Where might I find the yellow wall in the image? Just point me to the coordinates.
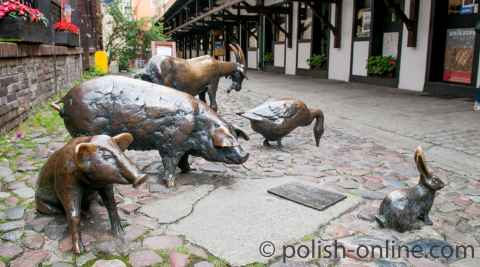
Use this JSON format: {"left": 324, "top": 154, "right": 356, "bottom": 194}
{"left": 132, "top": 0, "right": 155, "bottom": 20}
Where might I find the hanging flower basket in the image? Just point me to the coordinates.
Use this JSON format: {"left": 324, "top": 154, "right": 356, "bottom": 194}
{"left": 54, "top": 21, "right": 79, "bottom": 47}
{"left": 0, "top": 0, "right": 49, "bottom": 43}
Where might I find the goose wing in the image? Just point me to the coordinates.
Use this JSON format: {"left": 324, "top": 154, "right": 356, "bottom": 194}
{"left": 240, "top": 99, "right": 298, "bottom": 124}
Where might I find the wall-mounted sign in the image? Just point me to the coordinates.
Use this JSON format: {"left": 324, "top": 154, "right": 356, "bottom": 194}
{"left": 151, "top": 41, "right": 176, "bottom": 57}
{"left": 213, "top": 41, "right": 225, "bottom": 56}
{"left": 443, "top": 28, "right": 475, "bottom": 84}
{"left": 383, "top": 32, "right": 399, "bottom": 59}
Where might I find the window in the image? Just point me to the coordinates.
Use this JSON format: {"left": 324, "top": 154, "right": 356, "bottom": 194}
{"left": 50, "top": 2, "right": 61, "bottom": 23}
{"left": 274, "top": 13, "right": 287, "bottom": 42}
{"left": 354, "top": 0, "right": 371, "bottom": 38}
{"left": 298, "top": 3, "right": 312, "bottom": 40}
{"left": 448, "top": 0, "right": 479, "bottom": 15}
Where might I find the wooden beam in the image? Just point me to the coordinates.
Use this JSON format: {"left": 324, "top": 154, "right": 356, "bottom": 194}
{"left": 384, "top": 0, "right": 418, "bottom": 47}
{"left": 287, "top": 2, "right": 293, "bottom": 48}
{"left": 334, "top": 0, "right": 342, "bottom": 48}
{"left": 305, "top": 1, "right": 335, "bottom": 32}
{"left": 167, "top": 0, "right": 245, "bottom": 35}
{"left": 239, "top": 1, "right": 290, "bottom": 14}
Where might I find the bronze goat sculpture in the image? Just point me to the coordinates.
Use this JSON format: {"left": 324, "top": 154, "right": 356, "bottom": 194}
{"left": 137, "top": 44, "right": 247, "bottom": 112}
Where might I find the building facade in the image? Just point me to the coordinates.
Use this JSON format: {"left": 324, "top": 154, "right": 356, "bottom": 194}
{"left": 162, "top": 0, "right": 480, "bottom": 98}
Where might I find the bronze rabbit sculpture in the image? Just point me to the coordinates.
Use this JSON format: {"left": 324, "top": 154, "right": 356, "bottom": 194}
{"left": 376, "top": 146, "right": 445, "bottom": 232}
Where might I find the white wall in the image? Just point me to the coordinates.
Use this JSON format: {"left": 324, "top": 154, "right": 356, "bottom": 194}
{"left": 274, "top": 44, "right": 285, "bottom": 67}
{"left": 297, "top": 42, "right": 311, "bottom": 69}
{"left": 328, "top": 1, "right": 353, "bottom": 81}
{"left": 352, "top": 41, "right": 369, "bottom": 76}
{"left": 248, "top": 50, "right": 258, "bottom": 69}
{"left": 285, "top": 2, "right": 299, "bottom": 75}
{"left": 398, "top": 0, "right": 431, "bottom": 91}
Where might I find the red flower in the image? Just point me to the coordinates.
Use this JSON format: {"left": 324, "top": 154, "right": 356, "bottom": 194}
{"left": 0, "top": 0, "right": 47, "bottom": 24}
{"left": 54, "top": 20, "right": 80, "bottom": 34}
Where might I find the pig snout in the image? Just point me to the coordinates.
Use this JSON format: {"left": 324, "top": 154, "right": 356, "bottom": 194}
{"left": 224, "top": 146, "right": 249, "bottom": 164}
{"left": 117, "top": 154, "right": 148, "bottom": 187}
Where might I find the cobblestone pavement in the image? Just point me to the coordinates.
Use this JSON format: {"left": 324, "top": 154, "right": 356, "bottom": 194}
{"left": 0, "top": 73, "right": 479, "bottom": 267}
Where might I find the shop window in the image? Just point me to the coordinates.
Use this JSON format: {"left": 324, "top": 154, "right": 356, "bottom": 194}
{"left": 274, "top": 13, "right": 287, "bottom": 42}
{"left": 298, "top": 3, "right": 312, "bottom": 40}
{"left": 443, "top": 28, "right": 475, "bottom": 83}
{"left": 249, "top": 34, "right": 257, "bottom": 48}
{"left": 354, "top": 0, "right": 371, "bottom": 39}
{"left": 448, "top": 0, "right": 479, "bottom": 15}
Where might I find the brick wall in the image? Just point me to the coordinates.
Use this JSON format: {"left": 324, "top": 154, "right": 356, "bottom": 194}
{"left": 0, "top": 43, "right": 82, "bottom": 133}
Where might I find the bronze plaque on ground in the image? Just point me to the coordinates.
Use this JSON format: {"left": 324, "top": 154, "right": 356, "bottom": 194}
{"left": 267, "top": 182, "right": 347, "bottom": 211}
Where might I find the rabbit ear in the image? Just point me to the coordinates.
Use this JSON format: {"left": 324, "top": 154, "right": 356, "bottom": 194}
{"left": 415, "top": 146, "right": 431, "bottom": 180}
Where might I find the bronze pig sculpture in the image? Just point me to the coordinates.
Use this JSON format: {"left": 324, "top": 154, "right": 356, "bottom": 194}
{"left": 376, "top": 146, "right": 445, "bottom": 232}
{"left": 51, "top": 76, "right": 250, "bottom": 187}
{"left": 238, "top": 98, "right": 324, "bottom": 147}
{"left": 35, "top": 133, "right": 147, "bottom": 254}
{"left": 138, "top": 43, "right": 247, "bottom": 111}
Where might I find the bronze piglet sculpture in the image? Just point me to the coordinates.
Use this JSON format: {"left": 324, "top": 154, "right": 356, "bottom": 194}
{"left": 376, "top": 146, "right": 445, "bottom": 232}
{"left": 35, "top": 133, "right": 148, "bottom": 254}
{"left": 238, "top": 98, "right": 324, "bottom": 147}
{"left": 138, "top": 43, "right": 247, "bottom": 111}
{"left": 51, "top": 76, "right": 249, "bottom": 188}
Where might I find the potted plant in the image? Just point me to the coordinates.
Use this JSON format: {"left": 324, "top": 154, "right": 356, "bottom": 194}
{"left": 304, "top": 54, "right": 328, "bottom": 78}
{"left": 0, "top": 0, "right": 49, "bottom": 43}
{"left": 367, "top": 56, "right": 396, "bottom": 77}
{"left": 262, "top": 52, "right": 274, "bottom": 71}
{"left": 54, "top": 20, "right": 79, "bottom": 47}
{"left": 307, "top": 54, "right": 327, "bottom": 70}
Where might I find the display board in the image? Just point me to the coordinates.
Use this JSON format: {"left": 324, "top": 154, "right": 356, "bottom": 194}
{"left": 443, "top": 28, "right": 475, "bottom": 84}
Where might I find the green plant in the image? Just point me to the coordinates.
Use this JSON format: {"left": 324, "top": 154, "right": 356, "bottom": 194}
{"left": 82, "top": 68, "right": 105, "bottom": 80}
{"left": 367, "top": 55, "right": 396, "bottom": 76}
{"left": 264, "top": 52, "right": 273, "bottom": 64}
{"left": 307, "top": 54, "right": 327, "bottom": 69}
{"left": 104, "top": 0, "right": 167, "bottom": 69}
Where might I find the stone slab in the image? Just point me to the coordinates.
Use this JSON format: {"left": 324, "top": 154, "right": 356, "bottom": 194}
{"left": 139, "top": 185, "right": 213, "bottom": 224}
{"left": 167, "top": 178, "right": 361, "bottom": 266}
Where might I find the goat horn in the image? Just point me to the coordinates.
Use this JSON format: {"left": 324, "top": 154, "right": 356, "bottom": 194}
{"left": 235, "top": 43, "right": 246, "bottom": 65}
{"left": 229, "top": 43, "right": 240, "bottom": 63}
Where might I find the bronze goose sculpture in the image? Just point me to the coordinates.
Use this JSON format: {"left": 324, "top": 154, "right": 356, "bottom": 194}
{"left": 238, "top": 98, "right": 324, "bottom": 147}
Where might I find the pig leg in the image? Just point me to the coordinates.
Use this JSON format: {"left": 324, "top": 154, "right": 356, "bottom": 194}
{"left": 207, "top": 80, "right": 219, "bottom": 112}
{"left": 199, "top": 89, "right": 207, "bottom": 103}
{"left": 178, "top": 153, "right": 191, "bottom": 173}
{"left": 161, "top": 155, "right": 178, "bottom": 188}
{"left": 98, "top": 185, "right": 124, "bottom": 237}
{"left": 263, "top": 139, "right": 271, "bottom": 147}
{"left": 59, "top": 188, "right": 84, "bottom": 254}
{"left": 36, "top": 198, "right": 63, "bottom": 215}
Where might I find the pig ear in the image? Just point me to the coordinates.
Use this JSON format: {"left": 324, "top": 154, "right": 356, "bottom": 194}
{"left": 75, "top": 143, "right": 97, "bottom": 172}
{"left": 112, "top": 133, "right": 134, "bottom": 151}
{"left": 213, "top": 128, "right": 235, "bottom": 148}
{"left": 233, "top": 125, "right": 250, "bottom": 141}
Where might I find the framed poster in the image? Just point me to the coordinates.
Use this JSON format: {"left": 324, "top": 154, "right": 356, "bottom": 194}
{"left": 382, "top": 32, "right": 399, "bottom": 58}
{"left": 443, "top": 28, "right": 476, "bottom": 84}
